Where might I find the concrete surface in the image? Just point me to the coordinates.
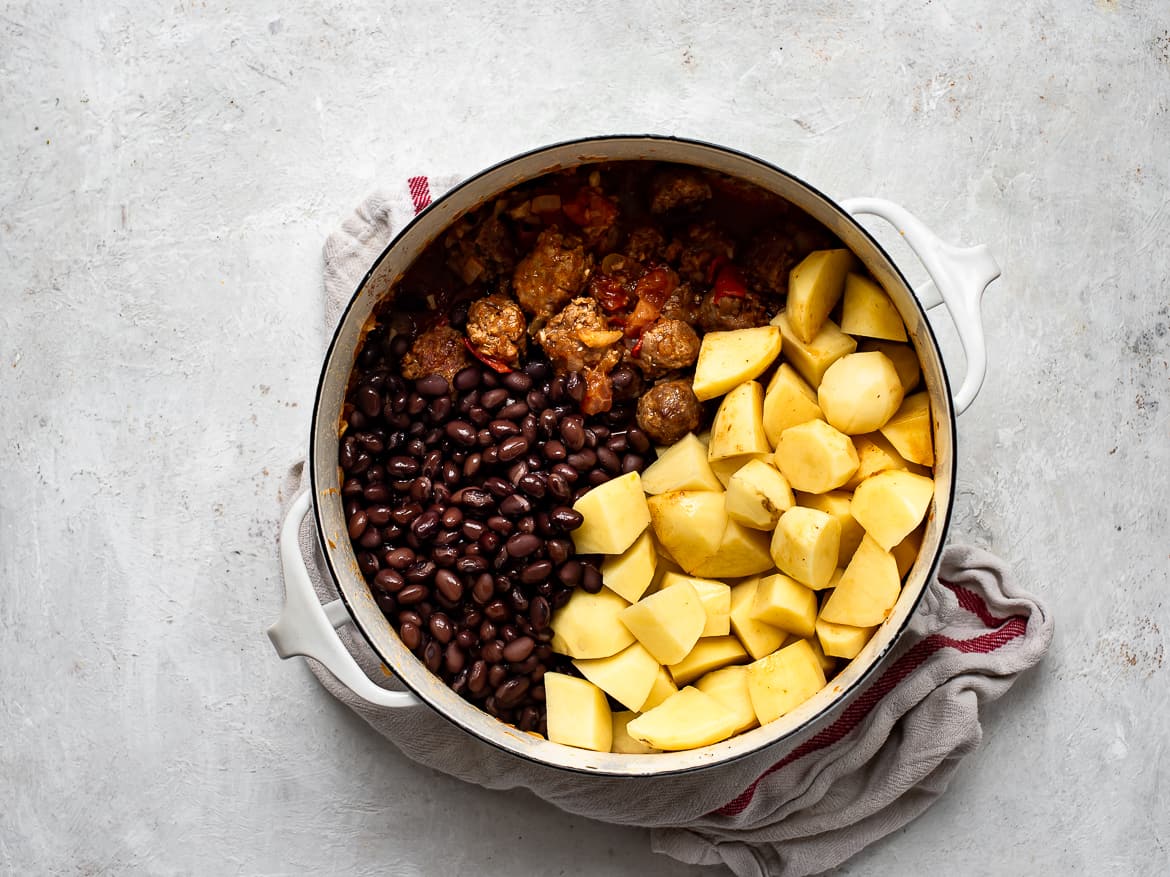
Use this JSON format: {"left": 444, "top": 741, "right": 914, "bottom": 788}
{"left": 2, "top": 0, "right": 1168, "bottom": 874}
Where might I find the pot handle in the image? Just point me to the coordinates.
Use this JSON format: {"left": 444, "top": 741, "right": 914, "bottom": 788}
{"left": 268, "top": 491, "right": 420, "bottom": 709}
{"left": 841, "top": 197, "right": 1001, "bottom": 415}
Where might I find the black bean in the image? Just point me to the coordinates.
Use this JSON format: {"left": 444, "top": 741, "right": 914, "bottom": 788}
{"left": 588, "top": 469, "right": 611, "bottom": 486}
{"left": 357, "top": 551, "right": 379, "bottom": 576}
{"left": 445, "top": 420, "right": 477, "bottom": 447}
{"left": 409, "top": 476, "right": 433, "bottom": 502}
{"left": 398, "top": 584, "right": 429, "bottom": 605}
{"left": 583, "top": 428, "right": 599, "bottom": 450}
{"left": 496, "top": 677, "right": 530, "bottom": 708}
{"left": 478, "top": 531, "right": 500, "bottom": 553}
{"left": 432, "top": 544, "right": 459, "bottom": 565}
{"left": 424, "top": 641, "right": 443, "bottom": 673}
{"left": 506, "top": 533, "right": 542, "bottom": 558}
{"left": 482, "top": 446, "right": 499, "bottom": 465}
{"left": 551, "top": 589, "right": 573, "bottom": 610}
{"left": 523, "top": 360, "right": 550, "bottom": 381}
{"left": 529, "top": 596, "right": 551, "bottom": 630}
{"left": 440, "top": 461, "right": 460, "bottom": 485}
{"left": 456, "top": 556, "right": 488, "bottom": 574}
{"left": 358, "top": 527, "right": 382, "bottom": 549}
{"left": 477, "top": 428, "right": 494, "bottom": 448}
{"left": 445, "top": 643, "right": 466, "bottom": 675}
{"left": 407, "top": 394, "right": 427, "bottom": 415}
{"left": 517, "top": 473, "right": 547, "bottom": 498}
{"left": 498, "top": 436, "right": 529, "bottom": 461}
{"left": 429, "top": 613, "right": 454, "bottom": 644}
{"left": 384, "top": 547, "right": 415, "bottom": 570}
{"left": 421, "top": 449, "right": 442, "bottom": 477}
{"left": 502, "top": 371, "right": 532, "bottom": 393}
{"left": 363, "top": 482, "right": 390, "bottom": 503}
{"left": 429, "top": 395, "right": 453, "bottom": 423}
{"left": 373, "top": 569, "right": 404, "bottom": 593}
{"left": 456, "top": 629, "right": 477, "bottom": 650}
{"left": 357, "top": 385, "right": 382, "bottom": 418}
{"left": 489, "top": 419, "right": 521, "bottom": 439}
{"left": 520, "top": 560, "right": 553, "bottom": 585}
{"left": 557, "top": 560, "right": 583, "bottom": 587}
{"left": 581, "top": 563, "right": 603, "bottom": 593}
{"left": 547, "top": 471, "right": 572, "bottom": 499}
{"left": 462, "top": 452, "right": 483, "bottom": 479}
{"left": 468, "top": 660, "right": 488, "bottom": 694}
{"left": 399, "top": 610, "right": 423, "bottom": 628}
{"left": 550, "top": 506, "right": 584, "bottom": 532}
{"left": 487, "top": 516, "right": 514, "bottom": 535}
{"left": 411, "top": 511, "right": 440, "bottom": 540}
{"left": 597, "top": 447, "right": 622, "bottom": 473}
{"left": 500, "top": 494, "right": 532, "bottom": 516}
{"left": 567, "top": 449, "right": 597, "bottom": 471}
{"left": 564, "top": 371, "right": 585, "bottom": 403}
{"left": 560, "top": 415, "right": 585, "bottom": 451}
{"left": 488, "top": 666, "right": 507, "bottom": 689}
{"left": 521, "top": 415, "right": 538, "bottom": 444}
{"left": 627, "top": 427, "right": 651, "bottom": 453}
{"left": 441, "top": 507, "right": 463, "bottom": 529}
{"left": 356, "top": 432, "right": 385, "bottom": 454}
{"left": 483, "top": 476, "right": 513, "bottom": 498}
{"left": 469, "top": 407, "right": 490, "bottom": 427}
{"left": 479, "top": 620, "right": 497, "bottom": 642}
{"left": 400, "top": 622, "right": 421, "bottom": 650}
{"left": 499, "top": 401, "right": 529, "bottom": 421}
{"left": 388, "top": 456, "right": 420, "bottom": 478}
{"left": 342, "top": 478, "right": 364, "bottom": 498}
{"left": 539, "top": 409, "right": 559, "bottom": 436}
{"left": 621, "top": 454, "right": 644, "bottom": 474}
{"left": 526, "top": 389, "right": 548, "bottom": 411}
{"left": 472, "top": 573, "right": 495, "bottom": 605}
{"left": 416, "top": 374, "right": 449, "bottom": 396}
{"left": 456, "top": 488, "right": 492, "bottom": 509}
{"left": 435, "top": 569, "right": 463, "bottom": 602}
{"left": 347, "top": 510, "right": 369, "bottom": 540}
{"left": 518, "top": 707, "right": 539, "bottom": 732}
{"left": 404, "top": 560, "right": 436, "bottom": 583}
{"left": 481, "top": 387, "right": 508, "bottom": 409}
{"left": 485, "top": 599, "right": 511, "bottom": 623}
{"left": 453, "top": 366, "right": 481, "bottom": 391}
{"left": 462, "top": 520, "right": 486, "bottom": 540}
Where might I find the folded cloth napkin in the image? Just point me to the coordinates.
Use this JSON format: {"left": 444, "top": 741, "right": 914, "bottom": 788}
{"left": 276, "top": 176, "right": 1053, "bottom": 877}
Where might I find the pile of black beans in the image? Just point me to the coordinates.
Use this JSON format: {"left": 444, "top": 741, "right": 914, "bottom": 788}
{"left": 338, "top": 332, "right": 654, "bottom": 734}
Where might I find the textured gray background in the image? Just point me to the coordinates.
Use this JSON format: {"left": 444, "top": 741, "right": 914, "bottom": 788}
{"left": 2, "top": 1, "right": 1168, "bottom": 874}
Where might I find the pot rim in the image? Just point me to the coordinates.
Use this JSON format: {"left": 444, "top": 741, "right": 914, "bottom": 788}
{"left": 309, "top": 133, "right": 956, "bottom": 776}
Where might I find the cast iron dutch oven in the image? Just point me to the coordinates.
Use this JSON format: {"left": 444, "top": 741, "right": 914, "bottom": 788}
{"left": 269, "top": 135, "right": 1001, "bottom": 775}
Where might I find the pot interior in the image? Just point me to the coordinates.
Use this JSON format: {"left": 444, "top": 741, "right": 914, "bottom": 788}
{"left": 310, "top": 136, "right": 955, "bottom": 775}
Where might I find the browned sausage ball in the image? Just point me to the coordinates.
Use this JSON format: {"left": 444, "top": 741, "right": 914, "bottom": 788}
{"left": 635, "top": 318, "right": 701, "bottom": 377}
{"left": 636, "top": 379, "right": 703, "bottom": 445}
{"left": 697, "top": 289, "right": 771, "bottom": 333}
{"left": 512, "top": 228, "right": 590, "bottom": 319}
{"left": 466, "top": 294, "right": 527, "bottom": 369}
{"left": 400, "top": 324, "right": 470, "bottom": 382}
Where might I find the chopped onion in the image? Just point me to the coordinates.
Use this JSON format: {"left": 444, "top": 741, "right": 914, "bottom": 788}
{"left": 531, "top": 194, "right": 562, "bottom": 213}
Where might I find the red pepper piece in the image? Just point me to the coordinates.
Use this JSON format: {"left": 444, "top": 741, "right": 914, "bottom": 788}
{"left": 711, "top": 263, "right": 748, "bottom": 305}
{"left": 463, "top": 337, "right": 513, "bottom": 374}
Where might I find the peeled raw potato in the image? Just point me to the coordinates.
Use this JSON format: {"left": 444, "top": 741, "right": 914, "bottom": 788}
{"left": 860, "top": 339, "right": 921, "bottom": 393}
{"left": 545, "top": 673, "right": 613, "bottom": 752}
{"left": 619, "top": 581, "right": 707, "bottom": 665}
{"left": 648, "top": 490, "right": 727, "bottom": 574}
{"left": 600, "top": 530, "right": 658, "bottom": 603}
{"left": 786, "top": 249, "right": 856, "bottom": 344}
{"left": 730, "top": 577, "right": 790, "bottom": 659}
{"left": 710, "top": 453, "right": 768, "bottom": 488}
{"left": 762, "top": 363, "right": 825, "bottom": 447}
{"left": 661, "top": 571, "right": 731, "bottom": 637}
{"left": 691, "top": 518, "right": 774, "bottom": 579}
{"left": 892, "top": 525, "right": 926, "bottom": 578}
{"left": 725, "top": 459, "right": 794, "bottom": 530}
{"left": 708, "top": 380, "right": 770, "bottom": 461}
{"left": 839, "top": 273, "right": 907, "bottom": 341}
{"left": 773, "top": 419, "right": 859, "bottom": 495}
{"left": 879, "top": 392, "right": 934, "bottom": 466}
{"left": 806, "top": 634, "right": 837, "bottom": 674}
{"left": 815, "top": 616, "right": 876, "bottom": 660}
{"left": 642, "top": 665, "right": 679, "bottom": 711}
{"left": 573, "top": 642, "right": 661, "bottom": 712}
{"left": 795, "top": 490, "right": 865, "bottom": 570}
{"left": 640, "top": 432, "right": 723, "bottom": 494}
{"left": 770, "top": 506, "right": 841, "bottom": 589}
{"left": 845, "top": 432, "right": 910, "bottom": 490}
{"left": 850, "top": 469, "right": 935, "bottom": 551}
{"left": 819, "top": 535, "right": 901, "bottom": 627}
{"left": 772, "top": 312, "right": 857, "bottom": 388}
{"left": 550, "top": 587, "right": 634, "bottom": 659}
{"left": 571, "top": 471, "right": 650, "bottom": 554}
{"left": 667, "top": 635, "right": 750, "bottom": 685}
{"left": 751, "top": 573, "right": 818, "bottom": 639}
{"left": 692, "top": 326, "right": 782, "bottom": 401}
{"left": 626, "top": 686, "right": 742, "bottom": 750}
{"left": 611, "top": 711, "right": 660, "bottom": 754}
{"left": 695, "top": 666, "right": 759, "bottom": 735}
{"left": 817, "top": 352, "right": 905, "bottom": 435}
{"left": 746, "top": 639, "right": 827, "bottom": 725}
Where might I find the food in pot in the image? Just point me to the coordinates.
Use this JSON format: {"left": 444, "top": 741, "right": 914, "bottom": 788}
{"left": 338, "top": 160, "right": 936, "bottom": 753}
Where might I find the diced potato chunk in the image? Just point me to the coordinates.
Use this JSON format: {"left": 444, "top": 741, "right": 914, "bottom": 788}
{"left": 619, "top": 581, "right": 706, "bottom": 665}
{"left": 851, "top": 469, "right": 935, "bottom": 551}
{"left": 545, "top": 673, "right": 612, "bottom": 752}
{"left": 746, "top": 639, "right": 827, "bottom": 725}
{"left": 550, "top": 588, "right": 634, "bottom": 659}
{"left": 772, "top": 312, "right": 857, "bottom": 388}
{"left": 730, "top": 576, "right": 790, "bottom": 660}
{"left": 611, "top": 711, "right": 660, "bottom": 754}
{"left": 774, "top": 419, "right": 859, "bottom": 495}
{"left": 695, "top": 666, "right": 759, "bottom": 735}
{"left": 892, "top": 525, "right": 926, "bottom": 578}
{"left": 845, "top": 432, "right": 910, "bottom": 490}
{"left": 795, "top": 490, "right": 865, "bottom": 570}
{"left": 573, "top": 642, "right": 661, "bottom": 712}
{"left": 806, "top": 635, "right": 837, "bottom": 674}
{"left": 860, "top": 340, "right": 921, "bottom": 394}
{"left": 667, "top": 636, "right": 750, "bottom": 685}
{"left": 692, "top": 326, "right": 783, "bottom": 402}
{"left": 840, "top": 273, "right": 907, "bottom": 341}
{"left": 770, "top": 506, "right": 841, "bottom": 589}
{"left": 751, "top": 573, "right": 817, "bottom": 639}
{"left": 710, "top": 453, "right": 768, "bottom": 488}
{"left": 708, "top": 381, "right": 770, "bottom": 462}
{"left": 815, "top": 616, "right": 877, "bottom": 660}
{"left": 642, "top": 665, "right": 679, "bottom": 711}
{"left": 819, "top": 535, "right": 901, "bottom": 627}
{"left": 817, "top": 352, "right": 904, "bottom": 435}
{"left": 600, "top": 530, "right": 658, "bottom": 603}
{"left": 640, "top": 432, "right": 723, "bottom": 494}
{"left": 762, "top": 363, "right": 825, "bottom": 447}
{"left": 625, "top": 686, "right": 741, "bottom": 750}
{"left": 661, "top": 571, "right": 731, "bottom": 637}
{"left": 786, "top": 249, "right": 856, "bottom": 344}
{"left": 725, "top": 459, "right": 794, "bottom": 530}
{"left": 647, "top": 490, "right": 727, "bottom": 574}
{"left": 879, "top": 392, "right": 934, "bottom": 466}
{"left": 690, "top": 518, "right": 774, "bottom": 579}
{"left": 571, "top": 471, "right": 650, "bottom": 555}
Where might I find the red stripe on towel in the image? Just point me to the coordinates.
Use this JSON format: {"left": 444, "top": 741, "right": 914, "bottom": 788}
{"left": 712, "top": 581, "right": 1028, "bottom": 817}
{"left": 408, "top": 176, "right": 432, "bottom": 213}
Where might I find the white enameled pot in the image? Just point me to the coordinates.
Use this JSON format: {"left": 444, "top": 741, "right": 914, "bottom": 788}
{"left": 268, "top": 136, "right": 1001, "bottom": 775}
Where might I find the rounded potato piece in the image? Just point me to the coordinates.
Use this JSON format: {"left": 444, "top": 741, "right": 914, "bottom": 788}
{"left": 625, "top": 686, "right": 741, "bottom": 750}
{"left": 769, "top": 506, "right": 841, "bottom": 589}
{"left": 851, "top": 469, "right": 934, "bottom": 551}
{"left": 692, "top": 326, "right": 782, "bottom": 402}
{"left": 550, "top": 588, "right": 634, "bottom": 659}
{"left": 817, "top": 352, "right": 905, "bottom": 435}
{"left": 773, "top": 419, "right": 859, "bottom": 494}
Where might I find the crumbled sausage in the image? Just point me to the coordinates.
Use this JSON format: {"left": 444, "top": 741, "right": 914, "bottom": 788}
{"left": 649, "top": 169, "right": 713, "bottom": 214}
{"left": 466, "top": 294, "right": 527, "bottom": 369}
{"left": 741, "top": 229, "right": 802, "bottom": 297}
{"left": 537, "top": 297, "right": 623, "bottom": 375}
{"left": 446, "top": 212, "right": 516, "bottom": 284}
{"left": 697, "top": 289, "right": 771, "bottom": 333}
{"left": 675, "top": 221, "right": 736, "bottom": 285}
{"left": 660, "top": 282, "right": 703, "bottom": 325}
{"left": 624, "top": 226, "right": 670, "bottom": 264}
{"left": 635, "top": 318, "right": 700, "bottom": 377}
{"left": 512, "top": 229, "right": 590, "bottom": 319}
{"left": 400, "top": 324, "right": 470, "bottom": 382}
{"left": 636, "top": 379, "right": 702, "bottom": 445}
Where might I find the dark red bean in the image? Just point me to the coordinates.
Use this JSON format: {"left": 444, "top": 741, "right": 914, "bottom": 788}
{"left": 462, "top": 452, "right": 483, "bottom": 479}
{"left": 479, "top": 620, "right": 497, "bottom": 641}
{"left": 498, "top": 436, "right": 529, "bottom": 462}
{"left": 445, "top": 420, "right": 477, "bottom": 447}
{"left": 440, "top": 461, "right": 460, "bottom": 485}
{"left": 357, "top": 552, "right": 379, "bottom": 576}
{"left": 500, "top": 494, "right": 532, "bottom": 516}
{"left": 435, "top": 569, "right": 463, "bottom": 602}
{"left": 482, "top": 446, "right": 499, "bottom": 465}
{"left": 404, "top": 560, "right": 436, "bottom": 583}
{"left": 516, "top": 516, "right": 536, "bottom": 535}
{"left": 416, "top": 374, "right": 449, "bottom": 396}
{"left": 557, "top": 560, "right": 583, "bottom": 587}
{"left": 517, "top": 473, "right": 547, "bottom": 498}
{"left": 489, "top": 419, "right": 521, "bottom": 439}
{"left": 581, "top": 563, "right": 603, "bottom": 593}
{"left": 552, "top": 462, "right": 579, "bottom": 484}
{"left": 384, "top": 547, "right": 415, "bottom": 570}
{"left": 481, "top": 387, "right": 508, "bottom": 409}
{"left": 496, "top": 677, "right": 530, "bottom": 708}
{"left": 347, "top": 511, "right": 369, "bottom": 540}
{"left": 400, "top": 622, "right": 421, "bottom": 650}
{"left": 429, "top": 613, "right": 454, "bottom": 644}
{"left": 473, "top": 573, "right": 495, "bottom": 605}
{"left": 399, "top": 610, "right": 423, "bottom": 627}
{"left": 457, "top": 488, "right": 492, "bottom": 509}
{"left": 445, "top": 642, "right": 466, "bottom": 674}
{"left": 468, "top": 660, "right": 488, "bottom": 694}
{"left": 499, "top": 401, "right": 529, "bottom": 421}
{"left": 482, "top": 640, "right": 505, "bottom": 664}
{"left": 411, "top": 510, "right": 440, "bottom": 540}
{"left": 479, "top": 531, "right": 500, "bottom": 552}
{"left": 453, "top": 366, "right": 481, "bottom": 391}
{"left": 456, "top": 629, "right": 476, "bottom": 650}
{"left": 398, "top": 584, "right": 429, "bottom": 605}
{"left": 520, "top": 560, "right": 553, "bottom": 585}
{"left": 410, "top": 476, "right": 433, "bottom": 502}
{"left": 462, "top": 519, "right": 486, "bottom": 540}
{"left": 560, "top": 415, "right": 585, "bottom": 450}
{"left": 357, "top": 385, "right": 382, "bottom": 418}
{"left": 502, "top": 371, "right": 532, "bottom": 393}
{"left": 507, "top": 460, "right": 529, "bottom": 485}
{"left": 432, "top": 544, "right": 459, "bottom": 565}
{"left": 424, "top": 641, "right": 443, "bottom": 673}
{"left": 487, "top": 516, "right": 514, "bottom": 535}
{"left": 483, "top": 476, "right": 513, "bottom": 498}
{"left": 373, "top": 568, "right": 404, "bottom": 593}
{"left": 441, "top": 507, "right": 463, "bottom": 529}
{"left": 529, "top": 596, "right": 551, "bottom": 630}
{"left": 588, "top": 469, "right": 611, "bottom": 486}
{"left": 455, "top": 556, "right": 487, "bottom": 574}
{"left": 484, "top": 600, "right": 511, "bottom": 622}
{"left": 549, "top": 506, "right": 584, "bottom": 531}
{"left": 505, "top": 533, "right": 542, "bottom": 558}
{"left": 547, "top": 471, "right": 571, "bottom": 499}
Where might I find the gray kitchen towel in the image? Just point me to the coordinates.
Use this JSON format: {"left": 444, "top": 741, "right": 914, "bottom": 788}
{"left": 275, "top": 178, "right": 1053, "bottom": 877}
